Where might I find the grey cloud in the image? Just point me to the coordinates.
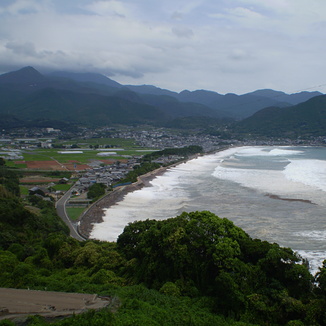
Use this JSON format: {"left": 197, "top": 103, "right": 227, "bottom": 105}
{"left": 111, "top": 69, "right": 144, "bottom": 79}
{"left": 172, "top": 26, "right": 194, "bottom": 38}
{"left": 171, "top": 11, "right": 183, "bottom": 20}
{"left": 228, "top": 49, "right": 252, "bottom": 61}
{"left": 6, "top": 41, "right": 41, "bottom": 57}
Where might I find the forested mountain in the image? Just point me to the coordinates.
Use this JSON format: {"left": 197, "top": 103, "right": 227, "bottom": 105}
{"left": 249, "top": 89, "right": 322, "bottom": 105}
{"left": 235, "top": 95, "right": 326, "bottom": 137}
{"left": 0, "top": 67, "right": 323, "bottom": 130}
{"left": 0, "top": 67, "right": 227, "bottom": 128}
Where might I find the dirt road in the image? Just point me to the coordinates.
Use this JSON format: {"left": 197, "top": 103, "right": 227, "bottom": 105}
{"left": 0, "top": 288, "right": 110, "bottom": 322}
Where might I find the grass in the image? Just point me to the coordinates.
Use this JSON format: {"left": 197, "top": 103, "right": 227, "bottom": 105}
{"left": 22, "top": 149, "right": 101, "bottom": 163}
{"left": 66, "top": 207, "right": 86, "bottom": 221}
{"left": 53, "top": 184, "right": 71, "bottom": 191}
{"left": 20, "top": 147, "right": 156, "bottom": 164}
{"left": 61, "top": 137, "right": 137, "bottom": 147}
{"left": 4, "top": 138, "right": 156, "bottom": 169}
{"left": 6, "top": 161, "right": 27, "bottom": 168}
{"left": 19, "top": 185, "right": 29, "bottom": 195}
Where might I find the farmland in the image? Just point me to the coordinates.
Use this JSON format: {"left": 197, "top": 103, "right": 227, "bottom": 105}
{"left": 6, "top": 137, "right": 155, "bottom": 171}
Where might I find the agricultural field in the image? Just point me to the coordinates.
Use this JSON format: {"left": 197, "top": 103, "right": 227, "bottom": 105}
{"left": 5, "top": 138, "right": 155, "bottom": 170}
{"left": 66, "top": 207, "right": 86, "bottom": 221}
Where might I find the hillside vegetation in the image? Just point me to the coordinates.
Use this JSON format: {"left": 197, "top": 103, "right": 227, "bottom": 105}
{"left": 0, "top": 67, "right": 323, "bottom": 132}
{"left": 1, "top": 160, "right": 326, "bottom": 325}
{"left": 235, "top": 95, "right": 326, "bottom": 137}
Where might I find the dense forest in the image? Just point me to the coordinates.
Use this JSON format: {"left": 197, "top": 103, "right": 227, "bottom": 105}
{"left": 1, "top": 161, "right": 326, "bottom": 325}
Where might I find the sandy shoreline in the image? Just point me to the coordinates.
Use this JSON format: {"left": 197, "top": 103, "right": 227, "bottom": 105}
{"left": 78, "top": 165, "right": 170, "bottom": 239}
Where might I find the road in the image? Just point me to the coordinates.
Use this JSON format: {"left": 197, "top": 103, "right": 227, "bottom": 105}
{"left": 0, "top": 288, "right": 109, "bottom": 321}
{"left": 55, "top": 187, "right": 86, "bottom": 241}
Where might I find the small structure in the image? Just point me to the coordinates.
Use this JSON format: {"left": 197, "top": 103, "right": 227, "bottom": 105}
{"left": 28, "top": 186, "right": 47, "bottom": 197}
{"left": 59, "top": 177, "right": 69, "bottom": 184}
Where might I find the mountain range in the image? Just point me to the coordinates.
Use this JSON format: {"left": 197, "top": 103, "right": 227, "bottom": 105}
{"left": 0, "top": 66, "right": 324, "bottom": 136}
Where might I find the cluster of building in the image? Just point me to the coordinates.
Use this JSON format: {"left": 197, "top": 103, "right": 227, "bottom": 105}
{"left": 72, "top": 160, "right": 136, "bottom": 194}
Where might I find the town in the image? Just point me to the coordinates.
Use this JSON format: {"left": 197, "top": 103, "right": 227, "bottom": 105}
{"left": 1, "top": 124, "right": 326, "bottom": 207}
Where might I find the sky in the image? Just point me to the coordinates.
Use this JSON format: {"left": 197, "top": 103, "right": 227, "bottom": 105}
{"left": 1, "top": 0, "right": 326, "bottom": 94}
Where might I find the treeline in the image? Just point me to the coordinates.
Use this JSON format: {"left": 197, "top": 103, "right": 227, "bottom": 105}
{"left": 143, "top": 145, "right": 203, "bottom": 162}
{"left": 1, "top": 163, "right": 326, "bottom": 325}
{"left": 118, "top": 162, "right": 161, "bottom": 184}
{"left": 119, "top": 145, "right": 203, "bottom": 184}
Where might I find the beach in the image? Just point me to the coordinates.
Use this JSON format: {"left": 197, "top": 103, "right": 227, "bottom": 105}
{"left": 78, "top": 166, "right": 169, "bottom": 238}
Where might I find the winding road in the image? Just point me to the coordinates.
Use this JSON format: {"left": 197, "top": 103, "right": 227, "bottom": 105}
{"left": 55, "top": 187, "right": 86, "bottom": 241}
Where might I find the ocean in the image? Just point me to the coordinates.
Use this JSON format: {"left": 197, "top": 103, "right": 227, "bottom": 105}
{"left": 90, "top": 146, "right": 326, "bottom": 275}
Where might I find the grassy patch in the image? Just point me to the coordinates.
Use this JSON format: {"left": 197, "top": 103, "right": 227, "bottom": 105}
{"left": 53, "top": 184, "right": 71, "bottom": 191}
{"left": 21, "top": 148, "right": 130, "bottom": 163}
{"left": 5, "top": 160, "right": 25, "bottom": 168}
{"left": 19, "top": 185, "right": 30, "bottom": 195}
{"left": 66, "top": 207, "right": 86, "bottom": 221}
{"left": 63, "top": 137, "right": 137, "bottom": 147}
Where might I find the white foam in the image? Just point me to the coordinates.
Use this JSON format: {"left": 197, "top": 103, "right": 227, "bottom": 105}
{"left": 234, "top": 147, "right": 304, "bottom": 157}
{"left": 293, "top": 230, "right": 326, "bottom": 242}
{"left": 295, "top": 250, "right": 326, "bottom": 276}
{"left": 90, "top": 169, "right": 192, "bottom": 241}
{"left": 284, "top": 159, "right": 326, "bottom": 192}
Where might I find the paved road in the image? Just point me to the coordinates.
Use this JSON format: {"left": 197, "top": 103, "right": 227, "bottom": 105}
{"left": 55, "top": 187, "right": 86, "bottom": 241}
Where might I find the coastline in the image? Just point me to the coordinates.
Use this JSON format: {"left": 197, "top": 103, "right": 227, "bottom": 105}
{"left": 77, "top": 148, "right": 230, "bottom": 239}
{"left": 78, "top": 165, "right": 170, "bottom": 239}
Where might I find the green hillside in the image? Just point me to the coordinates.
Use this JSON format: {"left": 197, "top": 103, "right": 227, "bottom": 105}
{"left": 235, "top": 95, "right": 326, "bottom": 137}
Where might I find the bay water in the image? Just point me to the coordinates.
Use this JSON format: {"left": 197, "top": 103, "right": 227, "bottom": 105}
{"left": 90, "top": 146, "right": 326, "bottom": 275}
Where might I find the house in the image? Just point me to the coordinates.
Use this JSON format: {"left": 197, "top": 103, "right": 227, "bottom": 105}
{"left": 29, "top": 186, "right": 47, "bottom": 197}
{"left": 59, "top": 177, "right": 69, "bottom": 184}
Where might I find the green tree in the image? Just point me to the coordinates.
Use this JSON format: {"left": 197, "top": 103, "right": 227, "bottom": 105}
{"left": 117, "top": 211, "right": 314, "bottom": 321}
{"left": 87, "top": 183, "right": 105, "bottom": 200}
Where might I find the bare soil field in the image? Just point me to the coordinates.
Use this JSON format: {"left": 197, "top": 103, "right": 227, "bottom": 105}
{"left": 63, "top": 162, "right": 90, "bottom": 171}
{"left": 19, "top": 176, "right": 61, "bottom": 183}
{"left": 0, "top": 288, "right": 110, "bottom": 323}
{"left": 26, "top": 160, "right": 65, "bottom": 170}
{"left": 17, "top": 160, "right": 91, "bottom": 171}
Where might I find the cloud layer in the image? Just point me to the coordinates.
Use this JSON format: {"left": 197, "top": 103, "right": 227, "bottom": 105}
{"left": 1, "top": 0, "right": 326, "bottom": 94}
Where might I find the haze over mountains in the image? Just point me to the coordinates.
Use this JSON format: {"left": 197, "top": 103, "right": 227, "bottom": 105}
{"left": 0, "top": 66, "right": 324, "bottom": 136}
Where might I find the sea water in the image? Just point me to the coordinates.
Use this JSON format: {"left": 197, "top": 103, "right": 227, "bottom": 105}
{"left": 90, "top": 146, "right": 326, "bottom": 275}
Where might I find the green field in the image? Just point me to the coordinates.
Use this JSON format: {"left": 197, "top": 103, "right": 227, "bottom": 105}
{"left": 5, "top": 160, "right": 27, "bottom": 168}
{"left": 53, "top": 184, "right": 71, "bottom": 191}
{"left": 19, "top": 185, "right": 29, "bottom": 195}
{"left": 61, "top": 137, "right": 137, "bottom": 147}
{"left": 4, "top": 137, "right": 156, "bottom": 169}
{"left": 66, "top": 207, "right": 86, "bottom": 221}
{"left": 20, "top": 146, "right": 155, "bottom": 164}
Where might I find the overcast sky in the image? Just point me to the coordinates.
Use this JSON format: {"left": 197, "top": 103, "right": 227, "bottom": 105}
{"left": 1, "top": 0, "right": 326, "bottom": 94}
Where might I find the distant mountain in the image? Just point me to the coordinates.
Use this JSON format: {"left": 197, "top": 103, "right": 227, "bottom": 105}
{"left": 172, "top": 90, "right": 290, "bottom": 119}
{"left": 0, "top": 66, "right": 115, "bottom": 95}
{"left": 248, "top": 89, "right": 322, "bottom": 105}
{"left": 169, "top": 89, "right": 323, "bottom": 120}
{"left": 235, "top": 95, "right": 326, "bottom": 137}
{"left": 0, "top": 66, "right": 45, "bottom": 85}
{"left": 0, "top": 67, "right": 229, "bottom": 128}
{"left": 5, "top": 87, "right": 167, "bottom": 126}
{"left": 138, "top": 93, "right": 226, "bottom": 119}
{"left": 0, "top": 66, "right": 324, "bottom": 132}
{"left": 126, "top": 84, "right": 178, "bottom": 97}
{"left": 48, "top": 71, "right": 122, "bottom": 88}
{"left": 43, "top": 69, "right": 325, "bottom": 120}
{"left": 178, "top": 90, "right": 223, "bottom": 107}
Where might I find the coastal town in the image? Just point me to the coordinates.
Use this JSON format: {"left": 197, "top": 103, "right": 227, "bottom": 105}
{"left": 1, "top": 124, "right": 326, "bottom": 240}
